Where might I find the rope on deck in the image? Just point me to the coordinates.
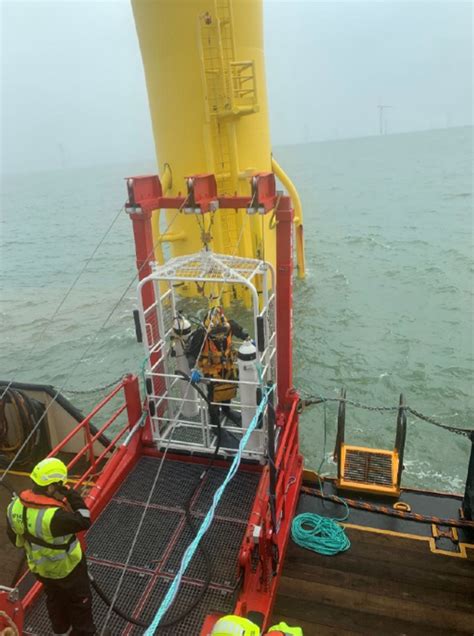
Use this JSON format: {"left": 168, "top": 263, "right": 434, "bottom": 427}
{"left": 291, "top": 510, "right": 350, "bottom": 556}
{"left": 144, "top": 384, "right": 275, "bottom": 636}
{"left": 291, "top": 399, "right": 350, "bottom": 557}
{"left": 300, "top": 485, "right": 474, "bottom": 528}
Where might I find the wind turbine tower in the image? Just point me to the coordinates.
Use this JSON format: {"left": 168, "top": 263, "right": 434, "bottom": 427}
{"left": 378, "top": 104, "right": 391, "bottom": 135}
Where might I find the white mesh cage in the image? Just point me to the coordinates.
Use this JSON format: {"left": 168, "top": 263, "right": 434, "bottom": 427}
{"left": 136, "top": 250, "right": 277, "bottom": 461}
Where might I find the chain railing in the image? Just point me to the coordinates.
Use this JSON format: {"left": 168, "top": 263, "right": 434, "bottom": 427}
{"left": 301, "top": 394, "right": 473, "bottom": 438}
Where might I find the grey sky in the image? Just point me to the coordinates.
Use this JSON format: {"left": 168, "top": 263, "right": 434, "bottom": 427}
{"left": 1, "top": 1, "right": 472, "bottom": 174}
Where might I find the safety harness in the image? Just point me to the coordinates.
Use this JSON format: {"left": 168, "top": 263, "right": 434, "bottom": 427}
{"left": 200, "top": 334, "right": 237, "bottom": 402}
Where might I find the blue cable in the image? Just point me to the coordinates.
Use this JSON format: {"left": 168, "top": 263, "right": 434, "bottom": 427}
{"left": 144, "top": 384, "right": 275, "bottom": 635}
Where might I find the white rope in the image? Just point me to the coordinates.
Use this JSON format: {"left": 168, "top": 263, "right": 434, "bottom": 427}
{"left": 0, "top": 209, "right": 182, "bottom": 485}
{"left": 145, "top": 386, "right": 273, "bottom": 634}
{"left": 100, "top": 210, "right": 250, "bottom": 633}
{"left": 1, "top": 204, "right": 125, "bottom": 402}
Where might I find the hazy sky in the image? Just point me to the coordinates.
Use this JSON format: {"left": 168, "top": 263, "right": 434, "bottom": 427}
{"left": 1, "top": 0, "right": 472, "bottom": 174}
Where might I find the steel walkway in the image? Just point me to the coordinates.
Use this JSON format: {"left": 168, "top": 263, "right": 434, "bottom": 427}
{"left": 24, "top": 456, "right": 260, "bottom": 635}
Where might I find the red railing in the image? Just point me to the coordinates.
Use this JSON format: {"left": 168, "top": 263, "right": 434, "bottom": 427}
{"left": 233, "top": 394, "right": 303, "bottom": 631}
{"left": 19, "top": 373, "right": 146, "bottom": 613}
{"left": 46, "top": 375, "right": 142, "bottom": 488}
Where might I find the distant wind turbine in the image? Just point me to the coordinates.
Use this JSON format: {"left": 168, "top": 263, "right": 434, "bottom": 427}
{"left": 377, "top": 104, "right": 391, "bottom": 135}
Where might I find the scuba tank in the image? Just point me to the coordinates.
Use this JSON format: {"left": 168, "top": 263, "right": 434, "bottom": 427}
{"left": 237, "top": 340, "right": 261, "bottom": 452}
{"left": 172, "top": 315, "right": 199, "bottom": 418}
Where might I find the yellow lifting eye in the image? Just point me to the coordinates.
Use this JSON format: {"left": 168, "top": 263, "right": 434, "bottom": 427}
{"left": 393, "top": 501, "right": 412, "bottom": 513}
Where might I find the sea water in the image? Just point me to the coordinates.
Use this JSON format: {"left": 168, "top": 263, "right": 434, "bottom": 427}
{"left": 1, "top": 126, "right": 472, "bottom": 492}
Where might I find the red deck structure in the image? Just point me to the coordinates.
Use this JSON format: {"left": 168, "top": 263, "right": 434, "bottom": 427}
{"left": 0, "top": 172, "right": 303, "bottom": 634}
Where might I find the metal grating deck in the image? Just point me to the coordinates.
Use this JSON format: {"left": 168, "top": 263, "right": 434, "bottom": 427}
{"left": 344, "top": 449, "right": 394, "bottom": 486}
{"left": 24, "top": 456, "right": 261, "bottom": 635}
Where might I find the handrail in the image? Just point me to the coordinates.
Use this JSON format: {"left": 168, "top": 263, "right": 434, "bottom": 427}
{"left": 74, "top": 424, "right": 131, "bottom": 488}
{"left": 271, "top": 155, "right": 305, "bottom": 278}
{"left": 395, "top": 393, "right": 407, "bottom": 485}
{"left": 275, "top": 396, "right": 299, "bottom": 468}
{"left": 67, "top": 404, "right": 128, "bottom": 471}
{"left": 19, "top": 374, "right": 144, "bottom": 615}
{"left": 45, "top": 375, "right": 143, "bottom": 490}
{"left": 462, "top": 434, "right": 474, "bottom": 520}
{"left": 47, "top": 382, "right": 124, "bottom": 457}
{"left": 334, "top": 388, "right": 346, "bottom": 477}
{"left": 235, "top": 386, "right": 303, "bottom": 625}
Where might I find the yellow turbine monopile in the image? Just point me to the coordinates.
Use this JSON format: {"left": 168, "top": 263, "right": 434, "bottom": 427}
{"left": 132, "top": 0, "right": 305, "bottom": 304}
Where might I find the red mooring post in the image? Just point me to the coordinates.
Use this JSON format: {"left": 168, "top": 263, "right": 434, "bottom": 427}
{"left": 275, "top": 195, "right": 294, "bottom": 408}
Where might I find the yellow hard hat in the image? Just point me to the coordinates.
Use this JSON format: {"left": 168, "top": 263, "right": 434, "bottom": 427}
{"left": 211, "top": 615, "right": 261, "bottom": 636}
{"left": 267, "top": 622, "right": 303, "bottom": 635}
{"left": 30, "top": 457, "right": 68, "bottom": 487}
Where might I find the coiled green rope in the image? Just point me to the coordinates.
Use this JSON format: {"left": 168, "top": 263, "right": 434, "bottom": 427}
{"left": 292, "top": 398, "right": 351, "bottom": 556}
{"left": 291, "top": 511, "right": 351, "bottom": 556}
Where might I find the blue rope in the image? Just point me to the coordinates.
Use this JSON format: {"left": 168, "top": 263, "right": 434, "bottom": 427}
{"left": 144, "top": 384, "right": 275, "bottom": 635}
{"left": 291, "top": 507, "right": 350, "bottom": 556}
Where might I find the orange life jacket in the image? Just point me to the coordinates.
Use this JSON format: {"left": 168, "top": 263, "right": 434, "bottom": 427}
{"left": 20, "top": 489, "right": 68, "bottom": 511}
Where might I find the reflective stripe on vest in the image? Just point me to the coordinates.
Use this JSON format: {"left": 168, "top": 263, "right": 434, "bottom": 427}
{"left": 8, "top": 495, "right": 82, "bottom": 579}
{"left": 29, "top": 539, "right": 79, "bottom": 566}
{"left": 212, "top": 620, "right": 245, "bottom": 635}
{"left": 7, "top": 499, "right": 25, "bottom": 549}
{"left": 267, "top": 624, "right": 303, "bottom": 636}
{"left": 35, "top": 508, "right": 46, "bottom": 538}
{"left": 212, "top": 617, "right": 260, "bottom": 635}
{"left": 7, "top": 500, "right": 15, "bottom": 527}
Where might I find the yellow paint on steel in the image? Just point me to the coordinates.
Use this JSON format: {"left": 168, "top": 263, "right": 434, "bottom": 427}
{"left": 393, "top": 501, "right": 412, "bottom": 513}
{"left": 338, "top": 444, "right": 401, "bottom": 497}
{"left": 342, "top": 522, "right": 474, "bottom": 560}
{"left": 131, "top": 0, "right": 305, "bottom": 303}
{"left": 151, "top": 164, "right": 174, "bottom": 268}
{"left": 272, "top": 156, "right": 306, "bottom": 278}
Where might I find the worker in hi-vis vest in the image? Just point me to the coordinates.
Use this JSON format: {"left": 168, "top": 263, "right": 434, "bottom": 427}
{"left": 210, "top": 615, "right": 303, "bottom": 635}
{"left": 6, "top": 457, "right": 96, "bottom": 635}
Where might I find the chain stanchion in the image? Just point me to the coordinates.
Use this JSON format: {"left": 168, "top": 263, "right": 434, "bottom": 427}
{"left": 300, "top": 394, "right": 472, "bottom": 438}
{"left": 63, "top": 377, "right": 124, "bottom": 395}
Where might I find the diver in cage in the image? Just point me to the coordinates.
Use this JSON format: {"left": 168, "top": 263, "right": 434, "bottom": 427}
{"left": 186, "top": 306, "right": 249, "bottom": 429}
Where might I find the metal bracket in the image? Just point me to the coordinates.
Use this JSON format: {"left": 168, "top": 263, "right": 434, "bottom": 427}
{"left": 0, "top": 585, "right": 19, "bottom": 603}
{"left": 431, "top": 523, "right": 461, "bottom": 554}
{"left": 252, "top": 525, "right": 262, "bottom": 544}
{"left": 248, "top": 172, "right": 277, "bottom": 214}
{"left": 125, "top": 175, "right": 163, "bottom": 213}
{"left": 184, "top": 174, "right": 218, "bottom": 213}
